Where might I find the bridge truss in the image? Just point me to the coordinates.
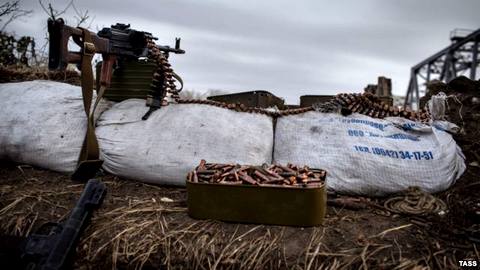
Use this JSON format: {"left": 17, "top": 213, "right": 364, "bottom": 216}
{"left": 404, "top": 28, "right": 480, "bottom": 109}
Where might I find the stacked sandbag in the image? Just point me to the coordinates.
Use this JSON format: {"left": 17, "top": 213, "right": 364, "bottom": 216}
{"left": 96, "top": 99, "right": 274, "bottom": 185}
{"left": 0, "top": 80, "right": 466, "bottom": 195}
{"left": 0, "top": 80, "right": 110, "bottom": 173}
{"left": 274, "top": 112, "right": 466, "bottom": 196}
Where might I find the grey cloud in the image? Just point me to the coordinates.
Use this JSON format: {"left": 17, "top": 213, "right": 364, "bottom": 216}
{"left": 5, "top": 0, "right": 480, "bottom": 103}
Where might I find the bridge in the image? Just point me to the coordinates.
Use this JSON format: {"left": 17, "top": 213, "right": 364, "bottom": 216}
{"left": 404, "top": 28, "right": 480, "bottom": 109}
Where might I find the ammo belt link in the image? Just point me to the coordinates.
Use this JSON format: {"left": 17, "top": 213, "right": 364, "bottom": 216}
{"left": 145, "top": 37, "right": 182, "bottom": 107}
{"left": 176, "top": 99, "right": 314, "bottom": 117}
{"left": 173, "top": 93, "right": 431, "bottom": 121}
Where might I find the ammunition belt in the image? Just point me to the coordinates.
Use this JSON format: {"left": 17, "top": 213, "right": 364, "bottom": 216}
{"left": 145, "top": 38, "right": 181, "bottom": 107}
{"left": 177, "top": 98, "right": 313, "bottom": 117}
{"left": 331, "top": 92, "right": 430, "bottom": 122}
{"left": 175, "top": 93, "right": 431, "bottom": 121}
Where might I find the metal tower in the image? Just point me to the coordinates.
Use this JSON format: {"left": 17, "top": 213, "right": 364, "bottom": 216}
{"left": 404, "top": 28, "right": 480, "bottom": 109}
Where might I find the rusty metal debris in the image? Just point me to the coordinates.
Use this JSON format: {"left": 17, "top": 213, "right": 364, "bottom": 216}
{"left": 187, "top": 160, "right": 326, "bottom": 187}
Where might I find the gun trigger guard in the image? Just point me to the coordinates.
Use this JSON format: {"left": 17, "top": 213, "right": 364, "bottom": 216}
{"left": 83, "top": 42, "right": 96, "bottom": 56}
{"left": 39, "top": 221, "right": 59, "bottom": 228}
{"left": 36, "top": 222, "right": 62, "bottom": 236}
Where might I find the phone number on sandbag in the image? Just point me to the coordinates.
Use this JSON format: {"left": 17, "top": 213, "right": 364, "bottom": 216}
{"left": 353, "top": 145, "right": 434, "bottom": 160}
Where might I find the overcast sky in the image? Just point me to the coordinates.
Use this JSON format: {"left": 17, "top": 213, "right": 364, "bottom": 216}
{"left": 5, "top": 0, "right": 480, "bottom": 103}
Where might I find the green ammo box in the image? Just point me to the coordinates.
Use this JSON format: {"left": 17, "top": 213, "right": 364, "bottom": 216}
{"left": 300, "top": 95, "right": 335, "bottom": 107}
{"left": 95, "top": 59, "right": 156, "bottom": 102}
{"left": 207, "top": 90, "right": 286, "bottom": 109}
{"left": 187, "top": 181, "right": 327, "bottom": 226}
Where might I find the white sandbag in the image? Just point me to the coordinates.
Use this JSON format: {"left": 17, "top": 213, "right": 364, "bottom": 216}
{"left": 97, "top": 100, "right": 273, "bottom": 185}
{"left": 274, "top": 112, "right": 465, "bottom": 196}
{"left": 0, "top": 80, "right": 110, "bottom": 173}
{"left": 428, "top": 92, "right": 447, "bottom": 120}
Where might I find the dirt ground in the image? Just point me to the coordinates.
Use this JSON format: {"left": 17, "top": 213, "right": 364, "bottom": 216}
{"left": 0, "top": 161, "right": 479, "bottom": 270}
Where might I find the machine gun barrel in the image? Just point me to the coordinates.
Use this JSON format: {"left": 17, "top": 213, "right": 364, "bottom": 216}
{"left": 157, "top": 38, "right": 185, "bottom": 54}
{"left": 156, "top": 45, "right": 185, "bottom": 54}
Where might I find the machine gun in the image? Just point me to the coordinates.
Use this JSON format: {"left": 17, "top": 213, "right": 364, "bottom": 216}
{"left": 0, "top": 179, "right": 106, "bottom": 270}
{"left": 48, "top": 18, "right": 185, "bottom": 180}
{"left": 48, "top": 18, "right": 185, "bottom": 113}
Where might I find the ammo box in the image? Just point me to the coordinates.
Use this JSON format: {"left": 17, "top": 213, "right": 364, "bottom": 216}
{"left": 95, "top": 59, "right": 156, "bottom": 102}
{"left": 207, "top": 90, "right": 285, "bottom": 109}
{"left": 187, "top": 181, "right": 327, "bottom": 226}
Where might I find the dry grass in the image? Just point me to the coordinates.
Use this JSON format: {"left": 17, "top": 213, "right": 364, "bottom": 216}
{"left": 1, "top": 164, "right": 479, "bottom": 269}
{"left": 0, "top": 65, "right": 81, "bottom": 85}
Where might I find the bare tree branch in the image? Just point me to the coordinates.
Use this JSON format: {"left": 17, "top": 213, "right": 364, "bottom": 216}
{"left": 71, "top": 3, "right": 95, "bottom": 27}
{"left": 55, "top": 0, "right": 73, "bottom": 17}
{"left": 87, "top": 15, "right": 96, "bottom": 28}
{"left": 0, "top": 1, "right": 19, "bottom": 17}
{"left": 0, "top": 1, "right": 33, "bottom": 32}
{"left": 38, "top": 0, "right": 74, "bottom": 20}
